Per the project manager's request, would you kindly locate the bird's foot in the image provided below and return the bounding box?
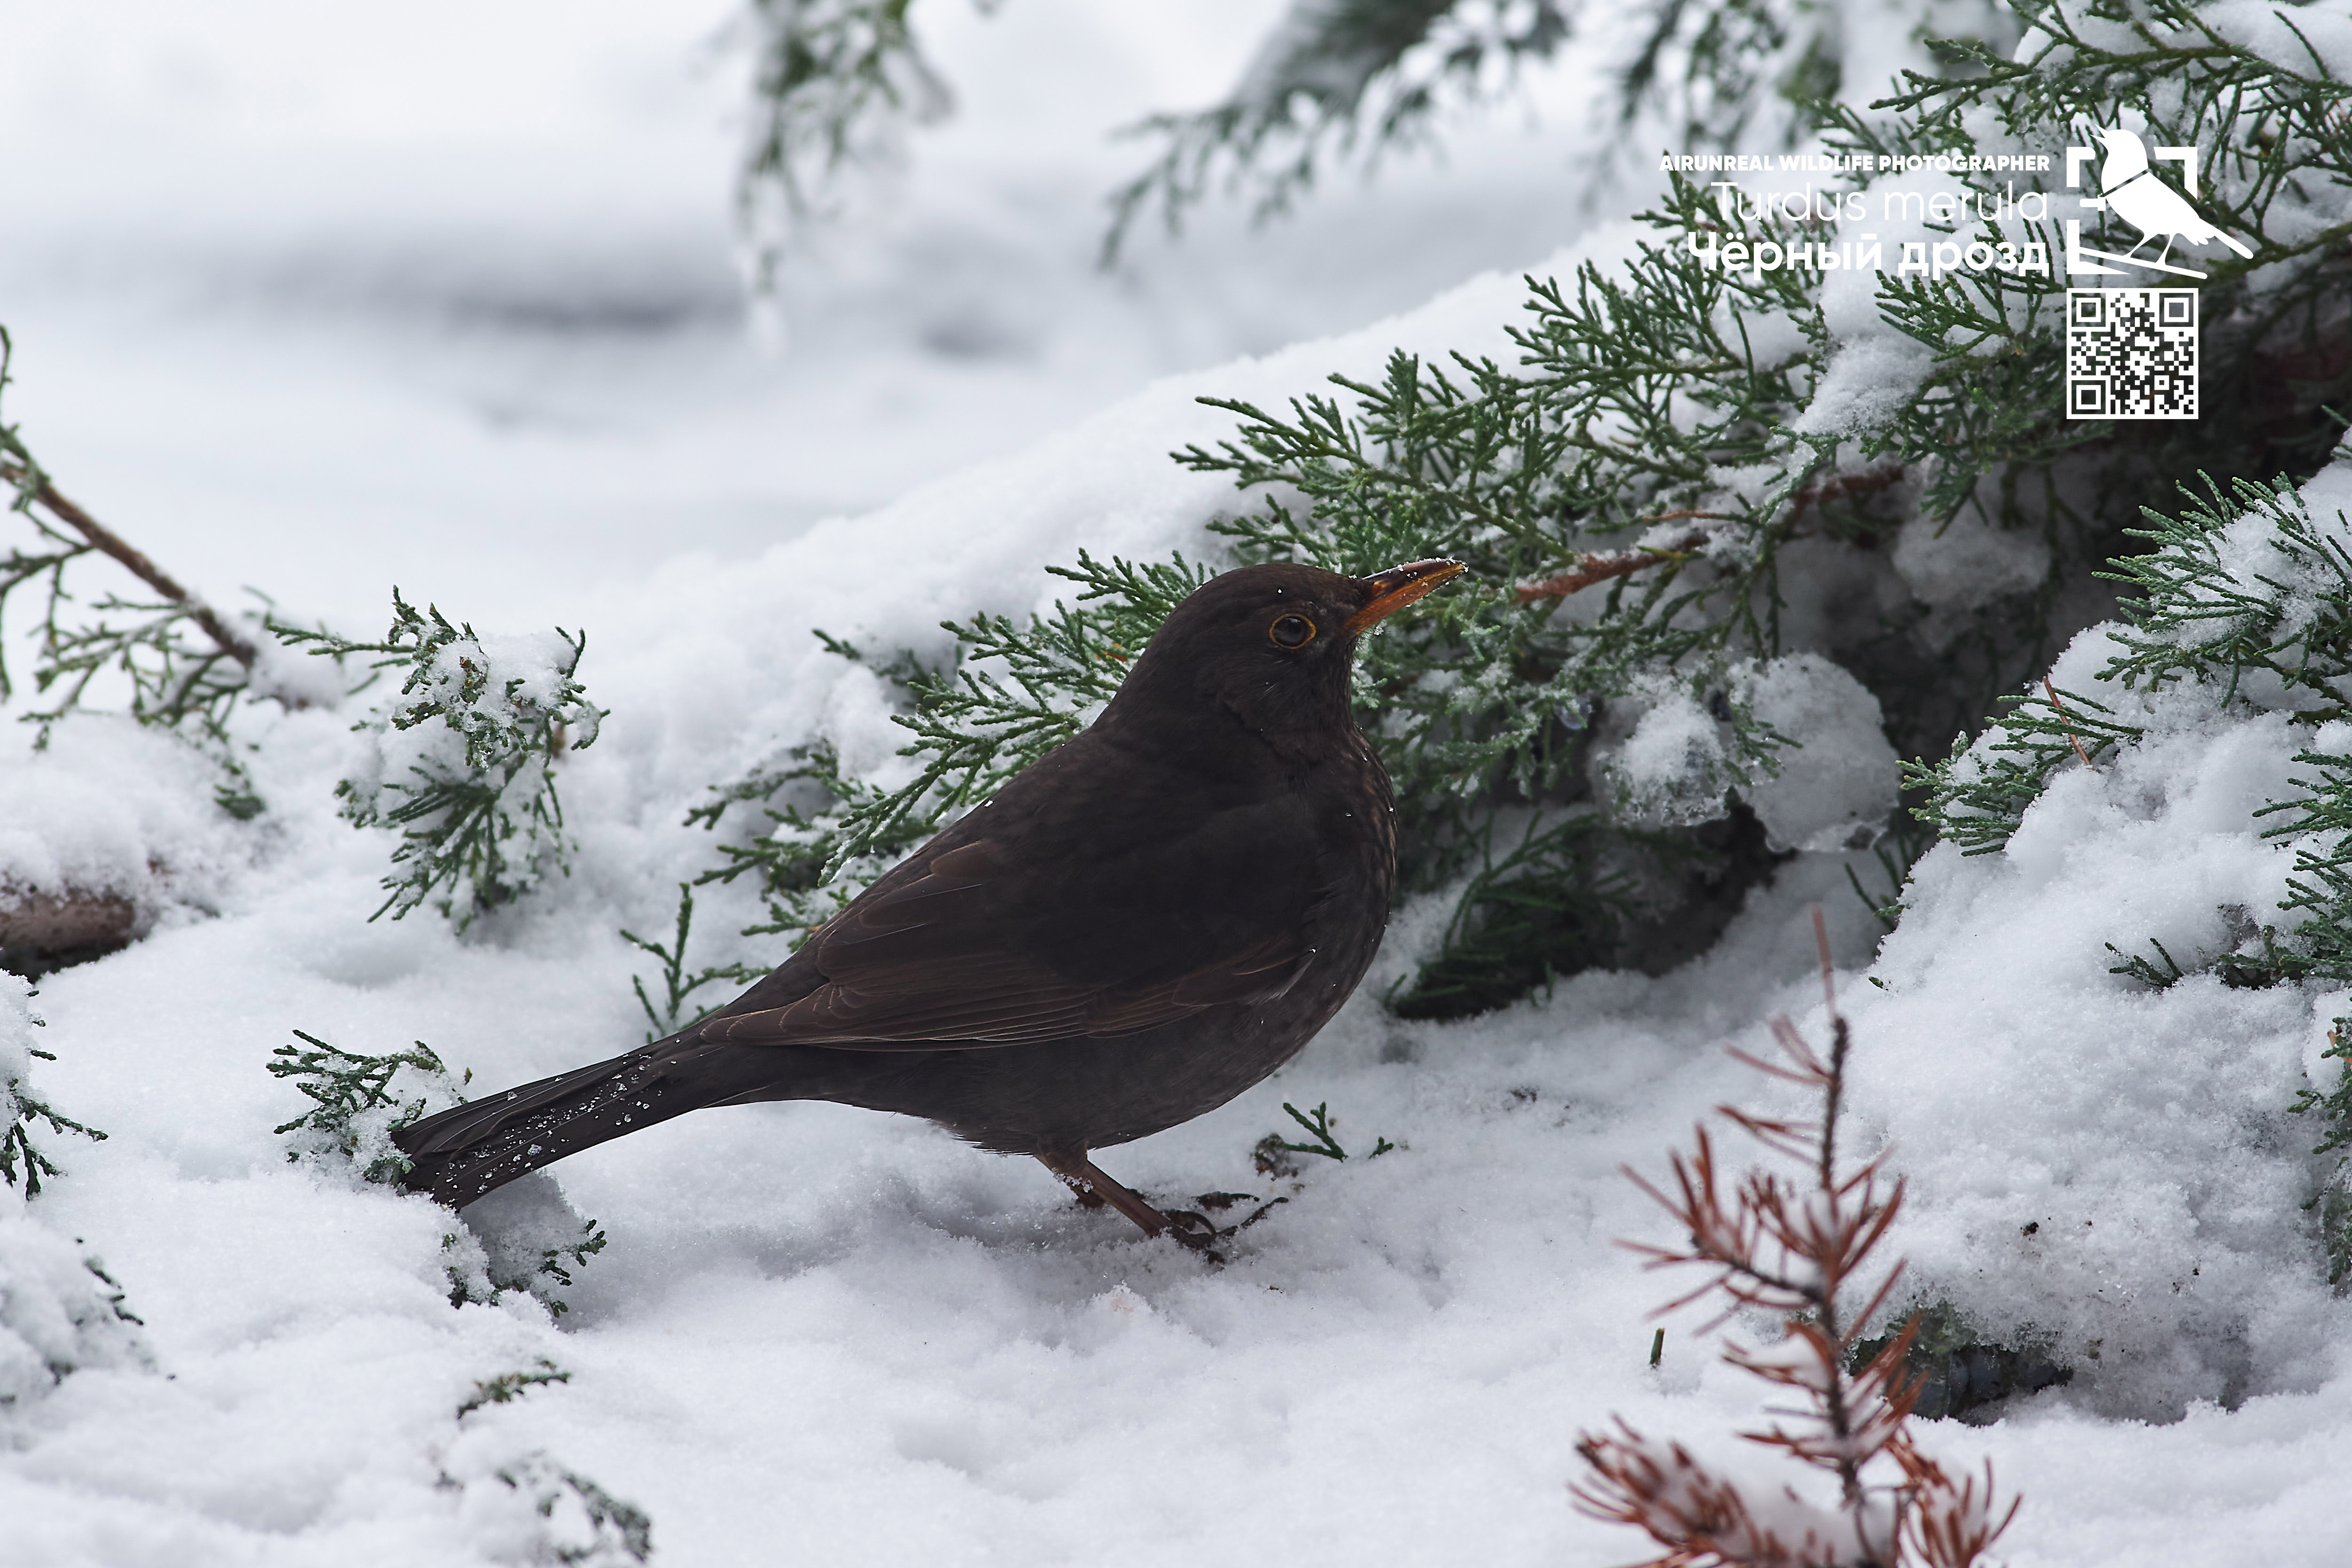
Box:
[1160,1208,1223,1255]
[1166,1194,1289,1254]
[1191,1190,1289,1235]
[1037,1153,1277,1259]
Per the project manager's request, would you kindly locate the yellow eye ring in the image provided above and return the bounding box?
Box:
[1268,613,1316,649]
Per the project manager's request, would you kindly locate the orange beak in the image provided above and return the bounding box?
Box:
[1346,558,1467,635]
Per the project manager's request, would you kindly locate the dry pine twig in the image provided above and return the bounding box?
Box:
[1515,521,1720,604]
[2040,679,2095,769]
[0,459,257,670]
[1572,907,2019,1568]
[1516,466,1904,605]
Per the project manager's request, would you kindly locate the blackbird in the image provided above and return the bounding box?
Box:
[394,556,1465,1243]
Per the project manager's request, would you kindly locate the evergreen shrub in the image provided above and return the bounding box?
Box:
[693,0,2352,1022]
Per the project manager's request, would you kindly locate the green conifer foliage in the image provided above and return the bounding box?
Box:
[5,334,614,898]
[620,883,767,1040]
[267,1029,468,1185]
[0,328,269,814]
[266,1030,611,1312]
[1104,0,1573,258]
[736,0,948,294]
[468,1454,653,1565]
[684,554,1213,944]
[689,0,2350,1021]
[280,592,605,928]
[735,2,2012,272]
[1916,468,2352,930]
[2292,1022,2352,1286]
[1,1059,105,1201]
[6,330,611,937]
[2,976,104,1201]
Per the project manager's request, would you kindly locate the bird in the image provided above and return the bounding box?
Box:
[2092,127,2254,267]
[393,556,1467,1245]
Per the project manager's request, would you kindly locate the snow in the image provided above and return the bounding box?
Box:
[1892,507,2054,617]
[1,972,151,1416]
[1592,673,1745,827]
[1587,656,1899,848]
[0,1203,147,1416]
[1741,655,1901,853]
[4,4,2352,1566]
[0,723,250,940]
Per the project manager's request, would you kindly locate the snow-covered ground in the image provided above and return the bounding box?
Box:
[5,4,2352,1565]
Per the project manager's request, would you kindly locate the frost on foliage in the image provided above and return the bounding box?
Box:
[675,0,2349,1023]
[285,591,604,930]
[1913,464,2352,872]
[1914,457,2352,981]
[1,969,102,1198]
[734,0,951,304]
[0,1208,147,1414]
[267,1030,607,1317]
[1104,0,1577,258]
[440,1435,653,1566]
[2294,1002,2352,1288]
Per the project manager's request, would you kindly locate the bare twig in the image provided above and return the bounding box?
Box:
[1516,464,1904,605]
[2041,679,2095,768]
[0,460,257,669]
[1517,525,1717,603]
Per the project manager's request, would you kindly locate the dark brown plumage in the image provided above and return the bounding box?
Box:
[394,557,1464,1243]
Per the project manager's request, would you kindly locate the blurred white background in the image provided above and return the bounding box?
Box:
[0,0,1604,631]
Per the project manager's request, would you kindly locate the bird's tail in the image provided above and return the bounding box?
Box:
[2217,228,2255,259]
[392,1038,791,1208]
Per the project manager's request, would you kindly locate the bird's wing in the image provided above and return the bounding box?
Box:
[689,805,1335,1051]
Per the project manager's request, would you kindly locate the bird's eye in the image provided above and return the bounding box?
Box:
[1268,613,1316,649]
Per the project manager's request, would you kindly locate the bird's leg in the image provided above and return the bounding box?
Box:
[1036,1151,1220,1250]
[1037,1150,1166,1236]
[1057,1174,1109,1210]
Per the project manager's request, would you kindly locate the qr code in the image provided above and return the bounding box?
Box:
[2067,289,2198,420]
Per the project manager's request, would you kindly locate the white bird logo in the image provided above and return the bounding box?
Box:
[2087,127,2254,268]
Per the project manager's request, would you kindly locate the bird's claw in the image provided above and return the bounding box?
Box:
[1162,1209,1223,1255]
[1158,1194,1290,1262]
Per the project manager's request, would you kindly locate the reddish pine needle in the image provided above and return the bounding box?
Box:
[1573,905,2017,1568]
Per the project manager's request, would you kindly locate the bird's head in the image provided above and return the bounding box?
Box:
[1105,558,1466,754]
[2095,126,2149,175]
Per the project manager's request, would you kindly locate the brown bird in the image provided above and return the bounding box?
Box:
[394,557,1465,1243]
